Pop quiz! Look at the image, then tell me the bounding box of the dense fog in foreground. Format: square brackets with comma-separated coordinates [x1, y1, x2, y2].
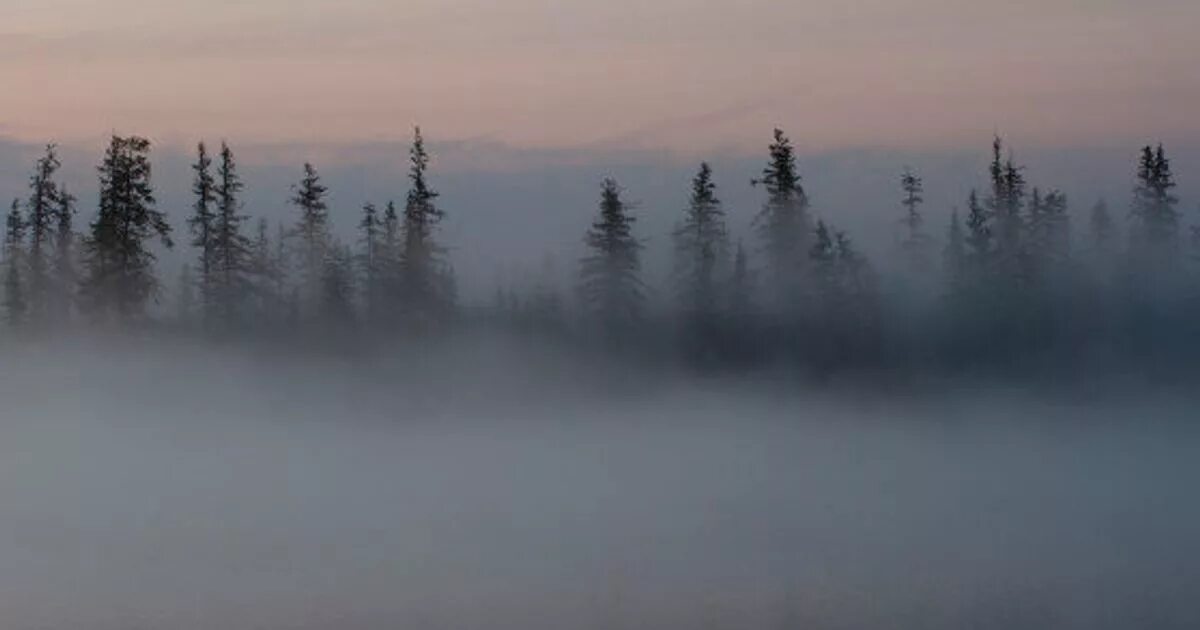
[1, 336, 1198, 630]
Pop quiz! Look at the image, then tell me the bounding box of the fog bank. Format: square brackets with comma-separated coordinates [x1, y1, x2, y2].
[1, 338, 1197, 629]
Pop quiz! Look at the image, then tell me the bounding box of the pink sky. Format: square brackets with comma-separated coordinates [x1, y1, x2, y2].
[2, 0, 1197, 154]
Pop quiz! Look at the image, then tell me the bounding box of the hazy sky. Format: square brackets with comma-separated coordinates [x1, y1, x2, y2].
[3, 0, 1197, 153]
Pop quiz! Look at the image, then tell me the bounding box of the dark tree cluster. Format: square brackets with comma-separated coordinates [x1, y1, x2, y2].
[3, 128, 1198, 379]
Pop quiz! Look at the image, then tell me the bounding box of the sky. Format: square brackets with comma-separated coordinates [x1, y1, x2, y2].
[3, 0, 1200, 303]
[2, 0, 1198, 154]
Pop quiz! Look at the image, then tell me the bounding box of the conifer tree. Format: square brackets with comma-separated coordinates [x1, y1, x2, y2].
[1131, 144, 1179, 261]
[986, 137, 1026, 283]
[249, 218, 281, 323]
[210, 142, 252, 327]
[811, 219, 840, 296]
[673, 162, 729, 334]
[965, 189, 992, 276]
[753, 129, 811, 304]
[50, 185, 77, 323]
[289, 162, 330, 316]
[579, 178, 643, 336]
[898, 167, 931, 271]
[1027, 189, 1070, 275]
[79, 135, 172, 322]
[399, 127, 451, 326]
[357, 202, 384, 324]
[379, 200, 401, 316]
[188, 142, 217, 322]
[834, 229, 879, 354]
[24, 145, 63, 322]
[4, 200, 27, 327]
[807, 220, 840, 366]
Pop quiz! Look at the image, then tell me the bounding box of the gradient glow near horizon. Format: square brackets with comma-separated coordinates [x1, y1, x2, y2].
[2, 0, 1197, 153]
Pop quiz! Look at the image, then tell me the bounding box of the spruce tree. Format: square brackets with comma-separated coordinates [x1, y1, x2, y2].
[4, 200, 27, 327]
[1028, 189, 1070, 268]
[249, 218, 281, 323]
[809, 220, 836, 295]
[899, 167, 931, 271]
[1131, 144, 1179, 260]
[987, 137, 1026, 283]
[187, 142, 217, 322]
[24, 144, 63, 322]
[673, 162, 729, 335]
[807, 220, 839, 367]
[210, 142, 252, 327]
[80, 135, 172, 322]
[50, 185, 77, 323]
[289, 162, 330, 316]
[965, 189, 992, 276]
[834, 229, 879, 358]
[399, 127, 451, 326]
[579, 178, 643, 336]
[357, 202, 384, 324]
[753, 129, 811, 304]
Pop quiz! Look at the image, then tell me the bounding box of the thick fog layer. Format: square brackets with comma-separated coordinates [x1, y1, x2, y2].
[2, 337, 1197, 630]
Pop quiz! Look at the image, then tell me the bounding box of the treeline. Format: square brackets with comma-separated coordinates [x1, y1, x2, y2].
[2, 128, 1197, 376]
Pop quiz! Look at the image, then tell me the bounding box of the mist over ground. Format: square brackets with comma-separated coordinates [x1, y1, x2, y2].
[2, 335, 1198, 630]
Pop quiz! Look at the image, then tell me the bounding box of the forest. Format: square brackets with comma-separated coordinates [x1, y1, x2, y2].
[2, 128, 1196, 379]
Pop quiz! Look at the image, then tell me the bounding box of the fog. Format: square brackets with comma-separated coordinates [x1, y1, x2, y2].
[2, 336, 1198, 630]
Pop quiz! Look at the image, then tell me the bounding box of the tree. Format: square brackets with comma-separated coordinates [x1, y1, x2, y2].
[399, 127, 452, 327]
[79, 135, 173, 322]
[379, 200, 402, 318]
[808, 221, 878, 369]
[898, 167, 931, 271]
[1131, 144, 1179, 262]
[987, 137, 1026, 284]
[357, 202, 384, 325]
[753, 129, 812, 304]
[834, 230, 880, 355]
[187, 142, 217, 322]
[24, 144, 63, 322]
[964, 189, 992, 276]
[50, 184, 77, 323]
[4, 200, 27, 327]
[210, 142, 252, 327]
[1027, 188, 1071, 281]
[579, 178, 643, 337]
[673, 162, 729, 339]
[289, 162, 330, 316]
